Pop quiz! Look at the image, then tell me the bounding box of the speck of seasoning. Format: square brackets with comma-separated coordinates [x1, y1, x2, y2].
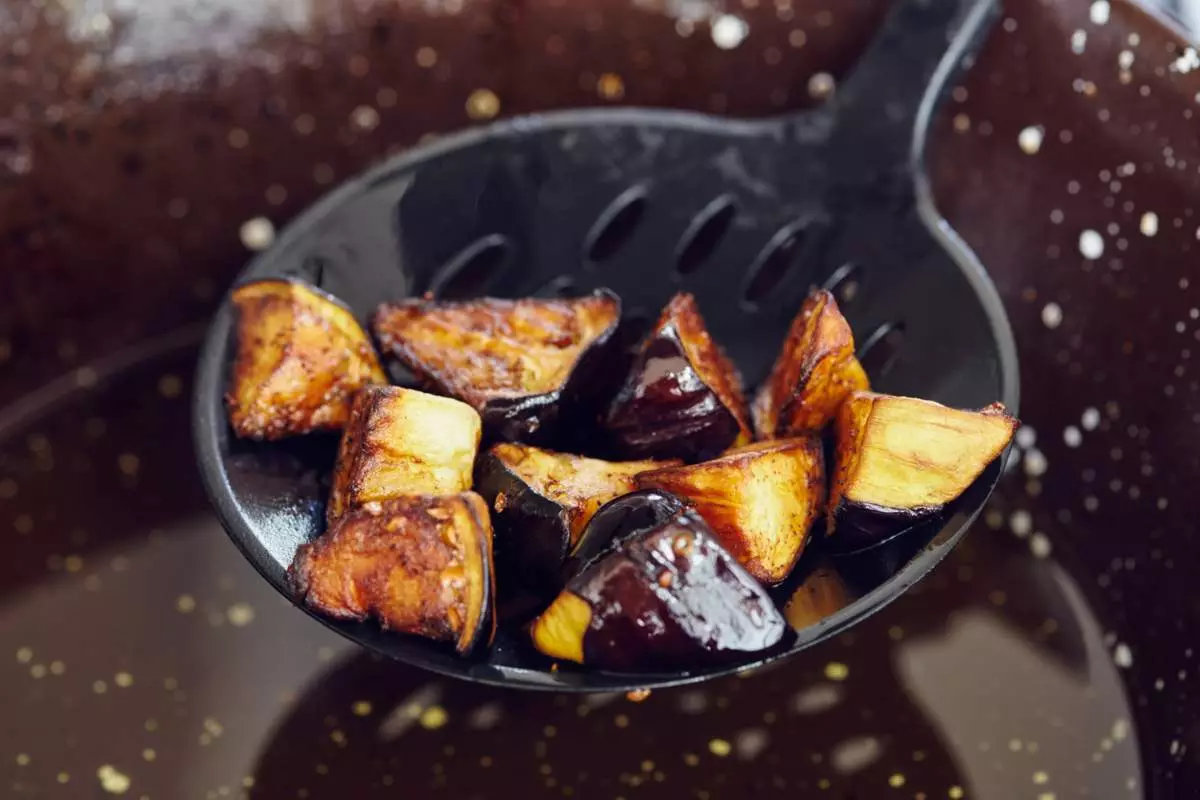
[16, 753, 30, 766]
[948, 788, 965, 799]
[30, 664, 46, 679]
[1038, 793, 1057, 800]
[1033, 770, 1049, 785]
[144, 719, 158, 732]
[1140, 212, 1159, 236]
[415, 47, 438, 67]
[683, 753, 700, 766]
[708, 738, 732, 757]
[176, 595, 196, 613]
[142, 749, 155, 762]
[888, 773, 906, 788]
[64, 555, 83, 573]
[97, 764, 131, 795]
[888, 625, 904, 640]
[597, 73, 625, 101]
[807, 72, 836, 100]
[351, 105, 380, 131]
[114, 672, 134, 688]
[240, 218, 275, 251]
[1018, 125, 1043, 154]
[1079, 229, 1105, 259]
[466, 89, 501, 121]
[953, 113, 970, 133]
[93, 679, 108, 694]
[58, 771, 70, 784]
[227, 128, 250, 148]
[352, 701, 373, 717]
[419, 705, 448, 730]
[16, 646, 33, 663]
[227, 603, 255, 627]
[1113, 643, 1133, 667]
[817, 779, 830, 789]
[203, 718, 224, 738]
[614, 713, 630, 728]
[824, 662, 849, 681]
[158, 375, 183, 398]
[789, 29, 807, 47]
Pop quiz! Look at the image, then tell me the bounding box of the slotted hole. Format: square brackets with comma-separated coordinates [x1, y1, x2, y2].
[584, 185, 648, 264]
[857, 321, 907, 379]
[429, 234, 512, 299]
[742, 219, 818, 306]
[674, 194, 738, 275]
[822, 262, 862, 305]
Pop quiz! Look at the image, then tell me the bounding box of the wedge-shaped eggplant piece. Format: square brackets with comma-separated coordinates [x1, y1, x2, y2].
[327, 385, 481, 524]
[604, 292, 752, 461]
[372, 290, 620, 442]
[291, 493, 495, 654]
[530, 509, 786, 670]
[635, 438, 824, 585]
[828, 392, 1018, 550]
[564, 489, 688, 579]
[753, 289, 869, 438]
[474, 443, 676, 587]
[226, 279, 386, 440]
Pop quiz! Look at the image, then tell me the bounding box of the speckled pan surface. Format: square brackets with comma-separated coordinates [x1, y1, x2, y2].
[0, 0, 1196, 797]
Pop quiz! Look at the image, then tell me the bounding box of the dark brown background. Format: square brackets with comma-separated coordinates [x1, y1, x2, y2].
[1, 0, 1197, 797]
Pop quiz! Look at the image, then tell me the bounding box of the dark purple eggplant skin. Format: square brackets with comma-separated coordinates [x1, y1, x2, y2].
[568, 510, 788, 671]
[826, 500, 939, 555]
[603, 327, 742, 462]
[473, 450, 569, 595]
[480, 288, 623, 445]
[563, 490, 688, 580]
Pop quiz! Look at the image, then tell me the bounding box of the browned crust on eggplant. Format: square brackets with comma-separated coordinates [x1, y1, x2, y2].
[226, 279, 386, 440]
[291, 493, 494, 654]
[664, 293, 753, 442]
[327, 386, 481, 524]
[827, 392, 1018, 541]
[753, 289, 868, 439]
[371, 292, 620, 408]
[635, 437, 824, 584]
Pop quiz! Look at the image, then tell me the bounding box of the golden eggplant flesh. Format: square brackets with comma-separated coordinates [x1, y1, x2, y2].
[530, 509, 787, 670]
[753, 289, 868, 438]
[828, 392, 1018, 550]
[604, 292, 752, 461]
[372, 290, 621, 442]
[474, 443, 675, 587]
[327, 385, 481, 524]
[226, 279, 386, 440]
[635, 438, 824, 585]
[290, 493, 495, 654]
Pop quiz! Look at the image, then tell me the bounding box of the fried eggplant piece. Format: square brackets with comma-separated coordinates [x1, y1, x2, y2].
[828, 392, 1018, 550]
[474, 444, 676, 587]
[372, 290, 620, 442]
[564, 490, 688, 579]
[753, 289, 869, 438]
[226, 279, 386, 440]
[530, 509, 786, 670]
[291, 493, 495, 654]
[783, 567, 852, 630]
[327, 386, 481, 524]
[635, 438, 824, 585]
[604, 292, 752, 462]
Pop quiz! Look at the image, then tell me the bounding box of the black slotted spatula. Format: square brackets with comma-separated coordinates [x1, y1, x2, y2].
[195, 0, 1020, 691]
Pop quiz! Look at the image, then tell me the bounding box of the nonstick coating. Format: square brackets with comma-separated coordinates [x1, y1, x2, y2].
[193, 0, 1019, 691]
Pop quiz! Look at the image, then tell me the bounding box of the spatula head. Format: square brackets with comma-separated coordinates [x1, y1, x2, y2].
[194, 0, 1018, 690]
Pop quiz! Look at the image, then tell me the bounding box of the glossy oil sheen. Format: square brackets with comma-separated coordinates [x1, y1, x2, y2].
[564, 489, 688, 576]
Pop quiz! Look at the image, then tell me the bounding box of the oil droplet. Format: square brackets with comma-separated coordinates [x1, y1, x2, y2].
[807, 72, 836, 100]
[823, 662, 849, 681]
[16, 646, 33, 663]
[420, 705, 448, 729]
[176, 595, 196, 613]
[1042, 302, 1063, 328]
[352, 701, 373, 717]
[97, 764, 131, 795]
[711, 15, 749, 49]
[1113, 643, 1133, 667]
[1140, 211, 1159, 236]
[16, 753, 30, 766]
[114, 672, 134, 688]
[1033, 770, 1050, 784]
[708, 738, 732, 757]
[240, 218, 276, 251]
[1089, 1, 1110, 25]
[948, 788, 965, 799]
[351, 106, 380, 131]
[415, 47, 438, 68]
[597, 73, 626, 101]
[1078, 229, 1105, 259]
[888, 773, 906, 788]
[466, 89, 501, 121]
[227, 603, 255, 627]
[1071, 29, 1087, 54]
[1018, 125, 1044, 154]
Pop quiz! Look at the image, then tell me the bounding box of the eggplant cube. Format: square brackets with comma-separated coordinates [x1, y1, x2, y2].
[636, 438, 824, 585]
[530, 510, 787, 671]
[474, 443, 675, 586]
[754, 289, 869, 438]
[291, 493, 495, 654]
[372, 290, 621, 442]
[828, 391, 1018, 548]
[604, 292, 752, 462]
[226, 279, 386, 440]
[328, 385, 481, 523]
